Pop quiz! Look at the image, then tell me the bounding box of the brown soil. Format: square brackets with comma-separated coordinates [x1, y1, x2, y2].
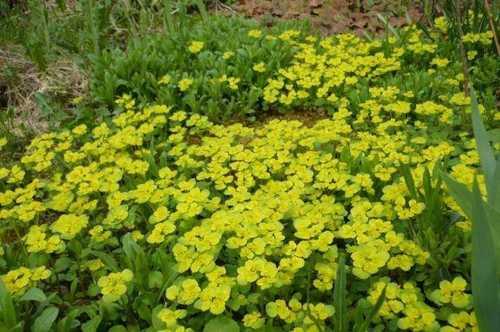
[231, 0, 423, 36]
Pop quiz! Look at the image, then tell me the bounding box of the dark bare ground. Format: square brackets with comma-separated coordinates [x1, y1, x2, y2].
[230, 0, 423, 36]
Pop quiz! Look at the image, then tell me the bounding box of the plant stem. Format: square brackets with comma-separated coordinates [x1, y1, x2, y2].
[453, 1, 471, 96]
[484, 0, 500, 55]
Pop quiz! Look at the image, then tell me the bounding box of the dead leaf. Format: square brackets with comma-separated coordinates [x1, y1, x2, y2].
[309, 0, 323, 8]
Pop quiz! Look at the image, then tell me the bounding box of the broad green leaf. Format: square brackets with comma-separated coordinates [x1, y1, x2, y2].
[20, 288, 47, 303]
[53, 257, 73, 272]
[470, 88, 495, 201]
[442, 173, 473, 219]
[471, 181, 500, 332]
[483, 201, 500, 271]
[31, 306, 59, 332]
[81, 315, 101, 332]
[108, 325, 128, 332]
[487, 128, 500, 143]
[148, 271, 163, 289]
[203, 316, 239, 332]
[490, 158, 500, 209]
[333, 253, 347, 332]
[0, 280, 17, 328]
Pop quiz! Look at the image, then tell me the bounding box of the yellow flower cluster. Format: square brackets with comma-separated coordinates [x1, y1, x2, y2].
[157, 308, 191, 332]
[188, 40, 204, 54]
[24, 225, 65, 253]
[1, 266, 51, 295]
[50, 214, 89, 239]
[369, 276, 477, 332]
[430, 277, 472, 309]
[369, 279, 439, 331]
[0, 17, 496, 330]
[265, 297, 335, 331]
[263, 33, 400, 106]
[97, 269, 134, 302]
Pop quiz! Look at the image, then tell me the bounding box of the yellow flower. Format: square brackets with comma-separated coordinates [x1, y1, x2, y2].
[72, 124, 87, 136]
[434, 16, 448, 33]
[252, 62, 266, 73]
[0, 137, 7, 150]
[431, 57, 449, 68]
[85, 259, 105, 272]
[71, 96, 83, 105]
[50, 214, 88, 239]
[1, 266, 51, 295]
[243, 311, 265, 329]
[430, 277, 471, 308]
[98, 269, 133, 302]
[223, 51, 234, 60]
[159, 74, 172, 85]
[179, 78, 193, 92]
[188, 41, 204, 54]
[248, 29, 262, 38]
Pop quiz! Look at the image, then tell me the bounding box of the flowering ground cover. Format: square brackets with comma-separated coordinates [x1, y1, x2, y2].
[0, 8, 499, 332]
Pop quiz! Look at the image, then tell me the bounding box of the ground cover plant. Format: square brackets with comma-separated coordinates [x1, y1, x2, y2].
[1, 2, 500, 332]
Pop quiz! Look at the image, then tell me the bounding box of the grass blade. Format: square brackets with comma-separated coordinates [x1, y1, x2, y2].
[400, 164, 418, 199]
[354, 285, 387, 332]
[333, 253, 347, 332]
[470, 88, 496, 202]
[471, 180, 500, 332]
[490, 158, 500, 209]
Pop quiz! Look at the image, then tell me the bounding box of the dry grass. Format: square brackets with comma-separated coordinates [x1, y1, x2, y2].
[0, 45, 87, 135]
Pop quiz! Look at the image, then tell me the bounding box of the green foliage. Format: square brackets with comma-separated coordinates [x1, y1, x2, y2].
[333, 254, 347, 332]
[203, 316, 239, 332]
[32, 306, 59, 332]
[0, 280, 21, 331]
[420, 0, 497, 35]
[443, 89, 500, 332]
[0, 2, 499, 331]
[86, 15, 308, 120]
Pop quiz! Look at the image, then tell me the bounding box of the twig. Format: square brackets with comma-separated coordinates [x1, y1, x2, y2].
[215, 0, 236, 14]
[484, 0, 500, 55]
[454, 2, 470, 96]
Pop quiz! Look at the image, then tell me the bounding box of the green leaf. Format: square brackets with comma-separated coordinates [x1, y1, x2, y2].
[490, 158, 500, 210]
[90, 251, 119, 272]
[20, 288, 47, 303]
[203, 316, 239, 332]
[471, 180, 500, 332]
[470, 88, 495, 201]
[31, 306, 59, 332]
[151, 305, 165, 330]
[487, 128, 500, 143]
[55, 0, 66, 11]
[354, 286, 386, 332]
[333, 253, 347, 332]
[0, 280, 17, 328]
[148, 271, 163, 289]
[108, 325, 128, 332]
[400, 164, 417, 199]
[81, 315, 101, 332]
[442, 173, 473, 219]
[56, 308, 81, 332]
[54, 257, 73, 272]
